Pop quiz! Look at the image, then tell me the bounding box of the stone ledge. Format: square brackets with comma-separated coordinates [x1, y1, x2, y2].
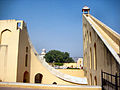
[0, 82, 101, 90]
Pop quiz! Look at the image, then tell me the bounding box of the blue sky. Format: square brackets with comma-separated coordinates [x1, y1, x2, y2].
[0, 0, 120, 57]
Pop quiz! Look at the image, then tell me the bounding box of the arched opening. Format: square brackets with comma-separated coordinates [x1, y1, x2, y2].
[26, 47, 28, 53]
[35, 73, 43, 83]
[17, 22, 21, 29]
[89, 32, 92, 43]
[23, 71, 29, 83]
[90, 48, 92, 69]
[90, 74, 92, 85]
[86, 31, 88, 48]
[94, 76, 97, 85]
[0, 29, 11, 44]
[25, 54, 28, 67]
[53, 82, 57, 84]
[84, 34, 86, 49]
[94, 43, 97, 70]
[87, 31, 88, 42]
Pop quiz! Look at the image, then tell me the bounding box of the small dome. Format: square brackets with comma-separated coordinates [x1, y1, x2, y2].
[82, 6, 90, 12]
[41, 49, 46, 55]
[42, 49, 46, 52]
[83, 6, 90, 9]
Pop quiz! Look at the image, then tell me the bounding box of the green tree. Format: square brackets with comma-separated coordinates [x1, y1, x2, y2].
[44, 50, 74, 63]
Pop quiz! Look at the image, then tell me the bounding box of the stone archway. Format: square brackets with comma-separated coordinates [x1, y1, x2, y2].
[35, 73, 43, 83]
[23, 71, 29, 83]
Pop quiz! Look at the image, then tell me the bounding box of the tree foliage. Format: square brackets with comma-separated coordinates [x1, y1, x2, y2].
[44, 50, 74, 63]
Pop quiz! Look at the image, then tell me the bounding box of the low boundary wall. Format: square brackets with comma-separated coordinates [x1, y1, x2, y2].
[0, 82, 101, 90]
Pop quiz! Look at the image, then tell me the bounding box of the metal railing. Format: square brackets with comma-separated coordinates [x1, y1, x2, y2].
[101, 71, 120, 90]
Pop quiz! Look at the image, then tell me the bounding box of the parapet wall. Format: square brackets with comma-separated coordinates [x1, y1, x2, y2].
[0, 82, 102, 90]
[89, 15, 120, 54]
